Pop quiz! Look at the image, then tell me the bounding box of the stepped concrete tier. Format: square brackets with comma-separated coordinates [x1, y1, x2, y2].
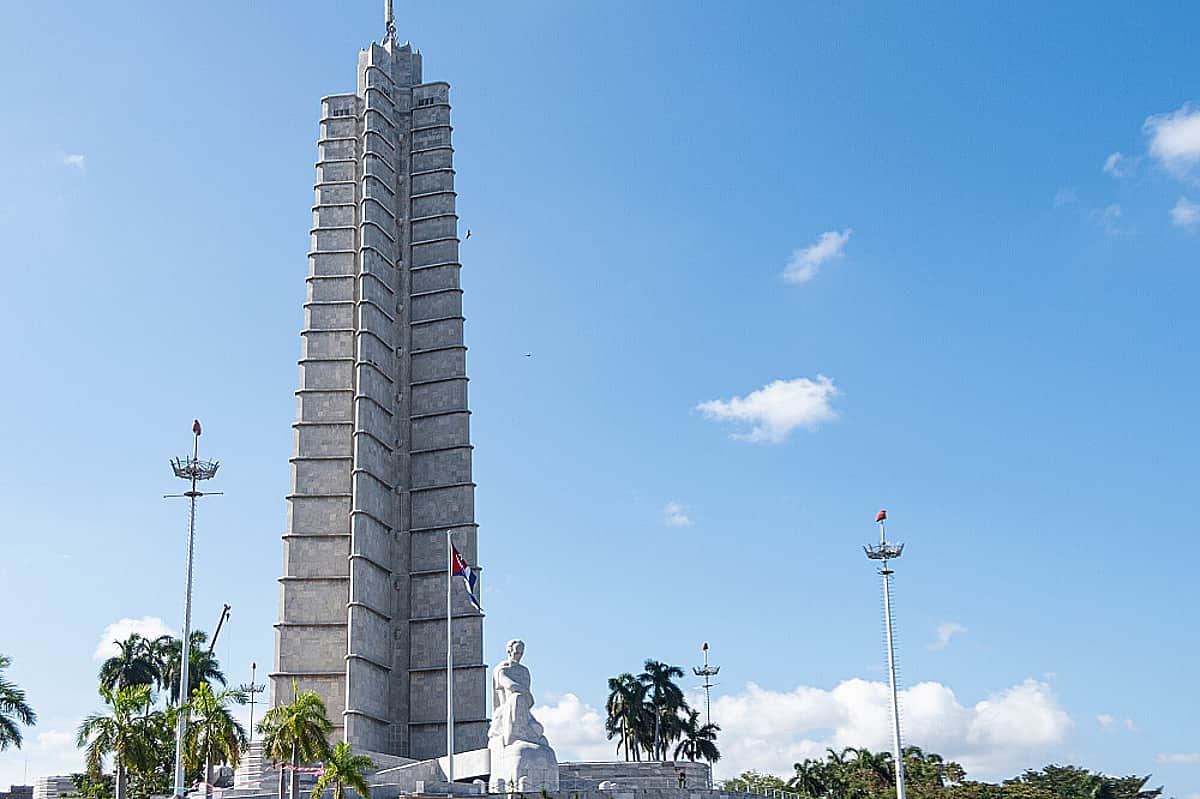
[272, 10, 484, 761]
[232, 742, 280, 792]
[367, 757, 710, 797]
[559, 762, 713, 791]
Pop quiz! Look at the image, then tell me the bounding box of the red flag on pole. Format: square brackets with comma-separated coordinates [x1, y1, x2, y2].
[875, 509, 887, 523]
[193, 420, 202, 436]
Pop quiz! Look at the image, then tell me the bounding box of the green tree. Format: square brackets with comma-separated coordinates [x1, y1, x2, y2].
[723, 771, 790, 793]
[68, 771, 115, 799]
[605, 673, 646, 762]
[258, 686, 333, 799]
[0, 654, 37, 751]
[1005, 766, 1162, 799]
[99, 636, 160, 694]
[311, 741, 374, 799]
[637, 660, 687, 760]
[673, 709, 720, 765]
[844, 747, 895, 794]
[154, 632, 226, 704]
[903, 747, 966, 797]
[184, 682, 248, 799]
[76, 685, 161, 799]
[789, 759, 827, 799]
[125, 711, 175, 799]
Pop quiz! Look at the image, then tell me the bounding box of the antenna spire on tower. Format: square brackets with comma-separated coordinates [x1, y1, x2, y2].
[384, 0, 396, 43]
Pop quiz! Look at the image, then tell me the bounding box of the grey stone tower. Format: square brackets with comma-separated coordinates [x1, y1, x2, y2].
[273, 17, 485, 760]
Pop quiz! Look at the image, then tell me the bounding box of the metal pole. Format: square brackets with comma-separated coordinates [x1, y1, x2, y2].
[208, 604, 231, 654]
[882, 564, 906, 799]
[693, 642, 719, 731]
[877, 517, 906, 799]
[248, 663, 257, 742]
[238, 663, 265, 746]
[172, 431, 199, 799]
[446, 530, 454, 788]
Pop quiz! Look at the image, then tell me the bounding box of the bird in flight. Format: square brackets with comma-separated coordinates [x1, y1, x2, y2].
[465, 229, 472, 240]
[523, 353, 532, 358]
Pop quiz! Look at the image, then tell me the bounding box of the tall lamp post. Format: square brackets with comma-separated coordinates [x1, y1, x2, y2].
[238, 663, 266, 743]
[864, 510, 907, 799]
[166, 420, 220, 798]
[691, 642, 720, 728]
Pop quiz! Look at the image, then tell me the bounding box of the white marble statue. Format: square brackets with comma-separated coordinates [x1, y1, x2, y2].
[488, 640, 559, 792]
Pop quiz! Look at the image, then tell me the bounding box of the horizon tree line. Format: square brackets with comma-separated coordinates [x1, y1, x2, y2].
[726, 748, 1165, 799]
[0, 633, 373, 799]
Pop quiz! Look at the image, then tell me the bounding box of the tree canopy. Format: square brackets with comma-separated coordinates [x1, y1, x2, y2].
[0, 654, 36, 751]
[605, 659, 720, 764]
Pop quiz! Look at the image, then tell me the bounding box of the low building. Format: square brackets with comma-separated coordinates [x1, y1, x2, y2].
[32, 776, 76, 799]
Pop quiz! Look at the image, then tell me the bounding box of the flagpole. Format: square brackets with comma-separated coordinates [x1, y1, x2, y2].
[447, 529, 455, 788]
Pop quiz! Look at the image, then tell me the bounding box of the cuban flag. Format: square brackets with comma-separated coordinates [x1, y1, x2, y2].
[450, 543, 482, 612]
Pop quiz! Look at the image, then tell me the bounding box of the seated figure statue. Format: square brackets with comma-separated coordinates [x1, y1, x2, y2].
[488, 640, 559, 792]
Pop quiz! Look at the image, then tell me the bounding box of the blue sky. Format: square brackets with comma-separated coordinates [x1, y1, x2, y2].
[1, 0, 1198, 793]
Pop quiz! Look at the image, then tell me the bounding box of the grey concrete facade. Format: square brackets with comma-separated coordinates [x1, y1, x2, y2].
[273, 29, 485, 760]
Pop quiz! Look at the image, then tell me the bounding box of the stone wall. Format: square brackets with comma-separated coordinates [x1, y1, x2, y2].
[559, 762, 713, 792]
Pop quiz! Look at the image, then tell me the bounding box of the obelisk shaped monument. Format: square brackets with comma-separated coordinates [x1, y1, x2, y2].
[273, 7, 485, 759]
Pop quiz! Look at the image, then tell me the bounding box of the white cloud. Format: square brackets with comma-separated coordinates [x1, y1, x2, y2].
[1170, 197, 1200, 228]
[61, 153, 86, 170]
[93, 616, 175, 660]
[1091, 204, 1127, 236]
[663, 501, 693, 528]
[929, 622, 967, 650]
[1053, 188, 1079, 207]
[1156, 752, 1200, 765]
[541, 678, 1070, 781]
[536, 693, 615, 761]
[710, 678, 1071, 779]
[697, 376, 839, 444]
[1096, 714, 1138, 733]
[1145, 103, 1200, 177]
[783, 229, 852, 284]
[1103, 152, 1133, 178]
[0, 725, 85, 787]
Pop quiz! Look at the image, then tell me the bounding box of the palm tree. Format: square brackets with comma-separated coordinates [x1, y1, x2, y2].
[673, 710, 720, 765]
[605, 674, 645, 762]
[258, 685, 333, 799]
[155, 632, 226, 704]
[637, 660, 686, 761]
[0, 655, 36, 751]
[311, 741, 374, 799]
[258, 712, 290, 799]
[789, 760, 826, 799]
[99, 635, 160, 693]
[184, 682, 248, 799]
[845, 747, 894, 792]
[76, 685, 159, 799]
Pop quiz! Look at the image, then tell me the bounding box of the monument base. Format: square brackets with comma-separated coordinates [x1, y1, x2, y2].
[488, 741, 558, 793]
[558, 761, 712, 792]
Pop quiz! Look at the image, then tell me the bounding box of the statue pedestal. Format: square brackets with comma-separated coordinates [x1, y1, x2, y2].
[488, 740, 559, 793]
